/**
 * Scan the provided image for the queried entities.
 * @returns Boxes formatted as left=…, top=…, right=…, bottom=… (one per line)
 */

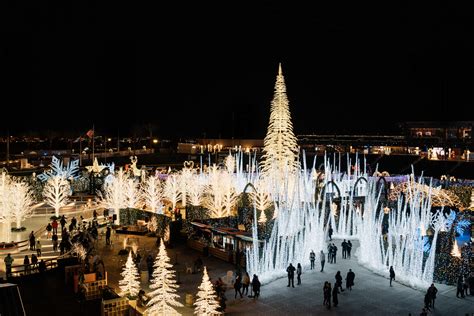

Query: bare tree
left=43, top=175, right=71, bottom=217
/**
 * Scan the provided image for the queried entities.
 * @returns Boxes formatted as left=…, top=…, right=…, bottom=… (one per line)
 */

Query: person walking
left=242, top=272, right=250, bottom=296
left=327, top=244, right=332, bottom=262
left=251, top=274, right=261, bottom=299
left=52, top=233, right=58, bottom=252
left=347, top=240, right=352, bottom=259
left=4, top=253, right=14, bottom=278
left=332, top=244, right=338, bottom=264
left=468, top=272, right=474, bottom=296
left=296, top=263, right=302, bottom=285
left=233, top=275, right=243, bottom=299
left=328, top=227, right=333, bottom=241
left=389, top=266, right=395, bottom=286
left=346, top=269, right=355, bottom=290
left=60, top=215, right=67, bottom=231
left=323, top=282, right=331, bottom=309
left=71, top=216, right=77, bottom=230
left=427, top=283, right=438, bottom=308
left=29, top=231, right=36, bottom=250
left=335, top=271, right=344, bottom=292
left=52, top=219, right=58, bottom=235
left=105, top=227, right=111, bottom=245
left=146, top=254, right=154, bottom=281
left=46, top=223, right=52, bottom=239
left=341, top=240, right=347, bottom=259
left=287, top=263, right=296, bottom=287
left=322, top=282, right=329, bottom=308
left=31, top=254, right=38, bottom=271
left=309, top=250, right=315, bottom=270
left=23, top=255, right=30, bottom=275
left=332, top=283, right=339, bottom=307
left=320, top=250, right=326, bottom=272
left=456, top=275, right=464, bottom=298
left=36, top=240, right=42, bottom=257
left=423, top=291, right=432, bottom=312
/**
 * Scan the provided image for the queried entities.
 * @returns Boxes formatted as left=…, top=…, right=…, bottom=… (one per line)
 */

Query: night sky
left=1, top=2, right=473, bottom=138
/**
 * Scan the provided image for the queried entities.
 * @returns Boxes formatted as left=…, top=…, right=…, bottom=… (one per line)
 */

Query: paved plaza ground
left=99, top=232, right=473, bottom=316
left=2, top=215, right=473, bottom=315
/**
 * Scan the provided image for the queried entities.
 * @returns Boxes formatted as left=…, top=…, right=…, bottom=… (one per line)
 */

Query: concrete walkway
left=98, top=234, right=473, bottom=315
left=225, top=239, right=474, bottom=316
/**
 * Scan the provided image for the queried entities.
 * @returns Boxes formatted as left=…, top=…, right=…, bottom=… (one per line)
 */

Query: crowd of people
left=212, top=270, right=261, bottom=312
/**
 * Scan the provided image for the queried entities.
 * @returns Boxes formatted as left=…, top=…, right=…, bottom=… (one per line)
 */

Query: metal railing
left=8, top=258, right=58, bottom=277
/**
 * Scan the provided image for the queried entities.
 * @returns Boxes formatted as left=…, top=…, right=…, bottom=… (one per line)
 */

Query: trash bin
left=185, top=293, right=194, bottom=307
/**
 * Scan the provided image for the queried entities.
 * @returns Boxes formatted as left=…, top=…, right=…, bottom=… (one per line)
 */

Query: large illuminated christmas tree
left=261, top=64, right=299, bottom=183
left=194, top=266, right=221, bottom=315
left=147, top=239, right=182, bottom=315
left=119, top=251, right=141, bottom=298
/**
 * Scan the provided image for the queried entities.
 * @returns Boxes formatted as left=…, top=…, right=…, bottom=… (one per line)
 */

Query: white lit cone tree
left=261, top=64, right=299, bottom=186
left=147, top=238, right=182, bottom=316
left=194, top=266, right=221, bottom=316
left=119, top=251, right=141, bottom=299
left=43, top=175, right=71, bottom=217
left=141, top=175, right=163, bottom=214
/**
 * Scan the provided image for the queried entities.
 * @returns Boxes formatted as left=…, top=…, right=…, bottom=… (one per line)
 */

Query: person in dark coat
left=286, top=263, right=296, bottom=287
left=332, top=244, right=338, bottom=264
left=146, top=254, right=154, bottom=281
left=341, top=240, right=347, bottom=259
left=233, top=275, right=243, bottom=298
left=29, top=231, right=36, bottom=250
left=335, top=271, right=344, bottom=292
left=309, top=250, right=315, bottom=270
left=427, top=283, right=438, bottom=307
left=346, top=269, right=355, bottom=290
left=389, top=266, right=395, bottom=286
left=296, top=263, right=302, bottom=285
left=456, top=275, right=464, bottom=298
left=60, top=215, right=67, bottom=231
left=31, top=254, right=38, bottom=270
left=105, top=227, right=111, bottom=245
left=23, top=255, right=30, bottom=274
left=347, top=240, right=352, bottom=258
left=328, top=227, right=333, bottom=241
left=332, top=284, right=339, bottom=307
left=251, top=274, right=261, bottom=299
left=46, top=223, right=52, bottom=238
left=468, top=272, right=474, bottom=296
left=71, top=216, right=77, bottom=229
left=423, top=292, right=431, bottom=312
left=323, top=282, right=331, bottom=309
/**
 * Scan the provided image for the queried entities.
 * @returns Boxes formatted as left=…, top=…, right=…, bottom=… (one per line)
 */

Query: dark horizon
left=2, top=2, right=473, bottom=138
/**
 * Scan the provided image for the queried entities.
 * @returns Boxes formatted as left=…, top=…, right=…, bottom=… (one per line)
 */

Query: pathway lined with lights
left=225, top=239, right=473, bottom=316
